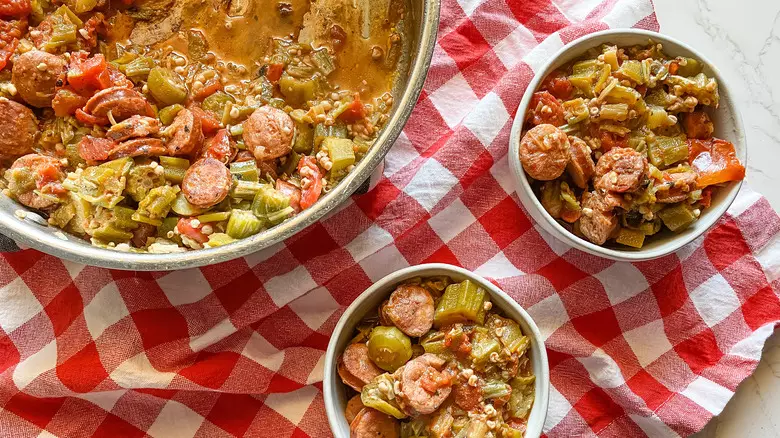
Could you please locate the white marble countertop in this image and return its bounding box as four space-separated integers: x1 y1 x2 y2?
653 0 780 436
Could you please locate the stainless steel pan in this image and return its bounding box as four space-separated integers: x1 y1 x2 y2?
0 0 440 270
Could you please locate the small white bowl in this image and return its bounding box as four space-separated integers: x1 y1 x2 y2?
323 263 550 437
508 29 747 261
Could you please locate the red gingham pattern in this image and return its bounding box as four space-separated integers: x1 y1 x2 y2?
1 1 778 437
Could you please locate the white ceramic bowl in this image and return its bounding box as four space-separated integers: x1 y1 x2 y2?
323 263 550 437
508 29 747 261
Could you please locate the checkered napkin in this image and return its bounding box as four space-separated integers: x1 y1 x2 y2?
1 0 778 437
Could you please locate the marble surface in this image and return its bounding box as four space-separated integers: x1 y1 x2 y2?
653 0 780 436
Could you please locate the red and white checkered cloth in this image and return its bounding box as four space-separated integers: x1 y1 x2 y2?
1 0 778 437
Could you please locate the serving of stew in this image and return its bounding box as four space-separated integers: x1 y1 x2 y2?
338 276 536 438
519 41 745 249
0 0 407 252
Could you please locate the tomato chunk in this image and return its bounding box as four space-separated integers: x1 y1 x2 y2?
276 179 302 213
190 106 220 136
525 91 565 127
540 70 574 100
0 18 25 70
176 218 209 244
68 53 112 94
202 129 235 163
688 138 745 188
337 95 366 122
0 0 31 18
297 156 322 210
266 63 284 83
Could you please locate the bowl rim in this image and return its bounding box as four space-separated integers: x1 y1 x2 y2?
0 0 441 271
508 28 747 262
323 263 550 438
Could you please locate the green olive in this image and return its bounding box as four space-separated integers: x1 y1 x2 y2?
367 326 412 372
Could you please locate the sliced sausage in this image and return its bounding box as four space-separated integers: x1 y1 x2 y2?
519 124 570 181
8 154 65 211
385 285 434 337
0 98 37 158
349 408 400 438
106 115 162 142
166 108 204 156
655 171 698 204
83 86 154 122
593 147 648 193
108 138 167 160
243 106 295 161
566 136 596 189
683 111 714 140
453 378 482 412
12 50 67 108
341 343 383 389
579 191 619 245
202 129 237 164
396 353 452 416
338 361 367 392
181 158 232 209
78 136 115 162
345 395 364 424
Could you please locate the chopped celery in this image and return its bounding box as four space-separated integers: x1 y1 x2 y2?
311 48 335 75
159 156 190 169
147 67 188 106
204 233 235 248
602 45 619 70
202 91 235 117
313 122 348 148
615 227 646 248
646 106 675 130
593 63 612 94
322 137 355 172
599 103 629 121
572 59 600 75
226 209 263 239
563 98 589 125
568 73 596 97
420 331 448 355
433 279 489 327
197 211 232 223
487 314 528 355
122 56 155 80
469 329 501 365
281 151 300 176
158 105 184 125
605 84 642 105
251 185 293 226
279 73 317 104
509 376 536 419
293 123 314 154
163 167 187 185
91 224 133 242
676 57 702 77
655 135 688 167
482 381 512 400
658 203 696 232
157 217 181 243
230 161 259 183
616 60 643 83
231 180 264 199
171 192 208 216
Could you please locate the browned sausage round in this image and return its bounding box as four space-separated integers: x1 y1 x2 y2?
12 50 67 108
8 154 65 211
338 361 367 392
106 115 162 142
108 138 167 160
396 353 452 416
579 191 619 245
344 395 364 424
0 98 37 158
349 408 400 438
567 136 595 189
385 285 434 337
166 109 205 156
341 343 383 388
83 87 154 122
181 158 232 209
243 106 295 161
519 124 570 181
593 147 648 193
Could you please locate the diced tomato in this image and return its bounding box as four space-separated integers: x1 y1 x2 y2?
266 63 284 83
36 164 60 187
202 129 235 163
276 179 302 213
176 218 209 244
589 124 628 152
77 136 114 162
0 18 25 70
193 77 222 100
506 418 528 434
0 0 31 17
700 186 713 208
688 138 745 188
297 156 323 210
77 14 103 49
68 53 112 93
190 106 221 135
419 367 452 393
525 91 565 127
668 61 679 75
453 380 482 411
52 88 89 117
540 70 574 100
635 84 648 97
337 95 366 122
75 108 109 126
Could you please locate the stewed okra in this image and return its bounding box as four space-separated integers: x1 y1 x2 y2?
339 276 535 438
0 0 407 251
519 41 745 248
